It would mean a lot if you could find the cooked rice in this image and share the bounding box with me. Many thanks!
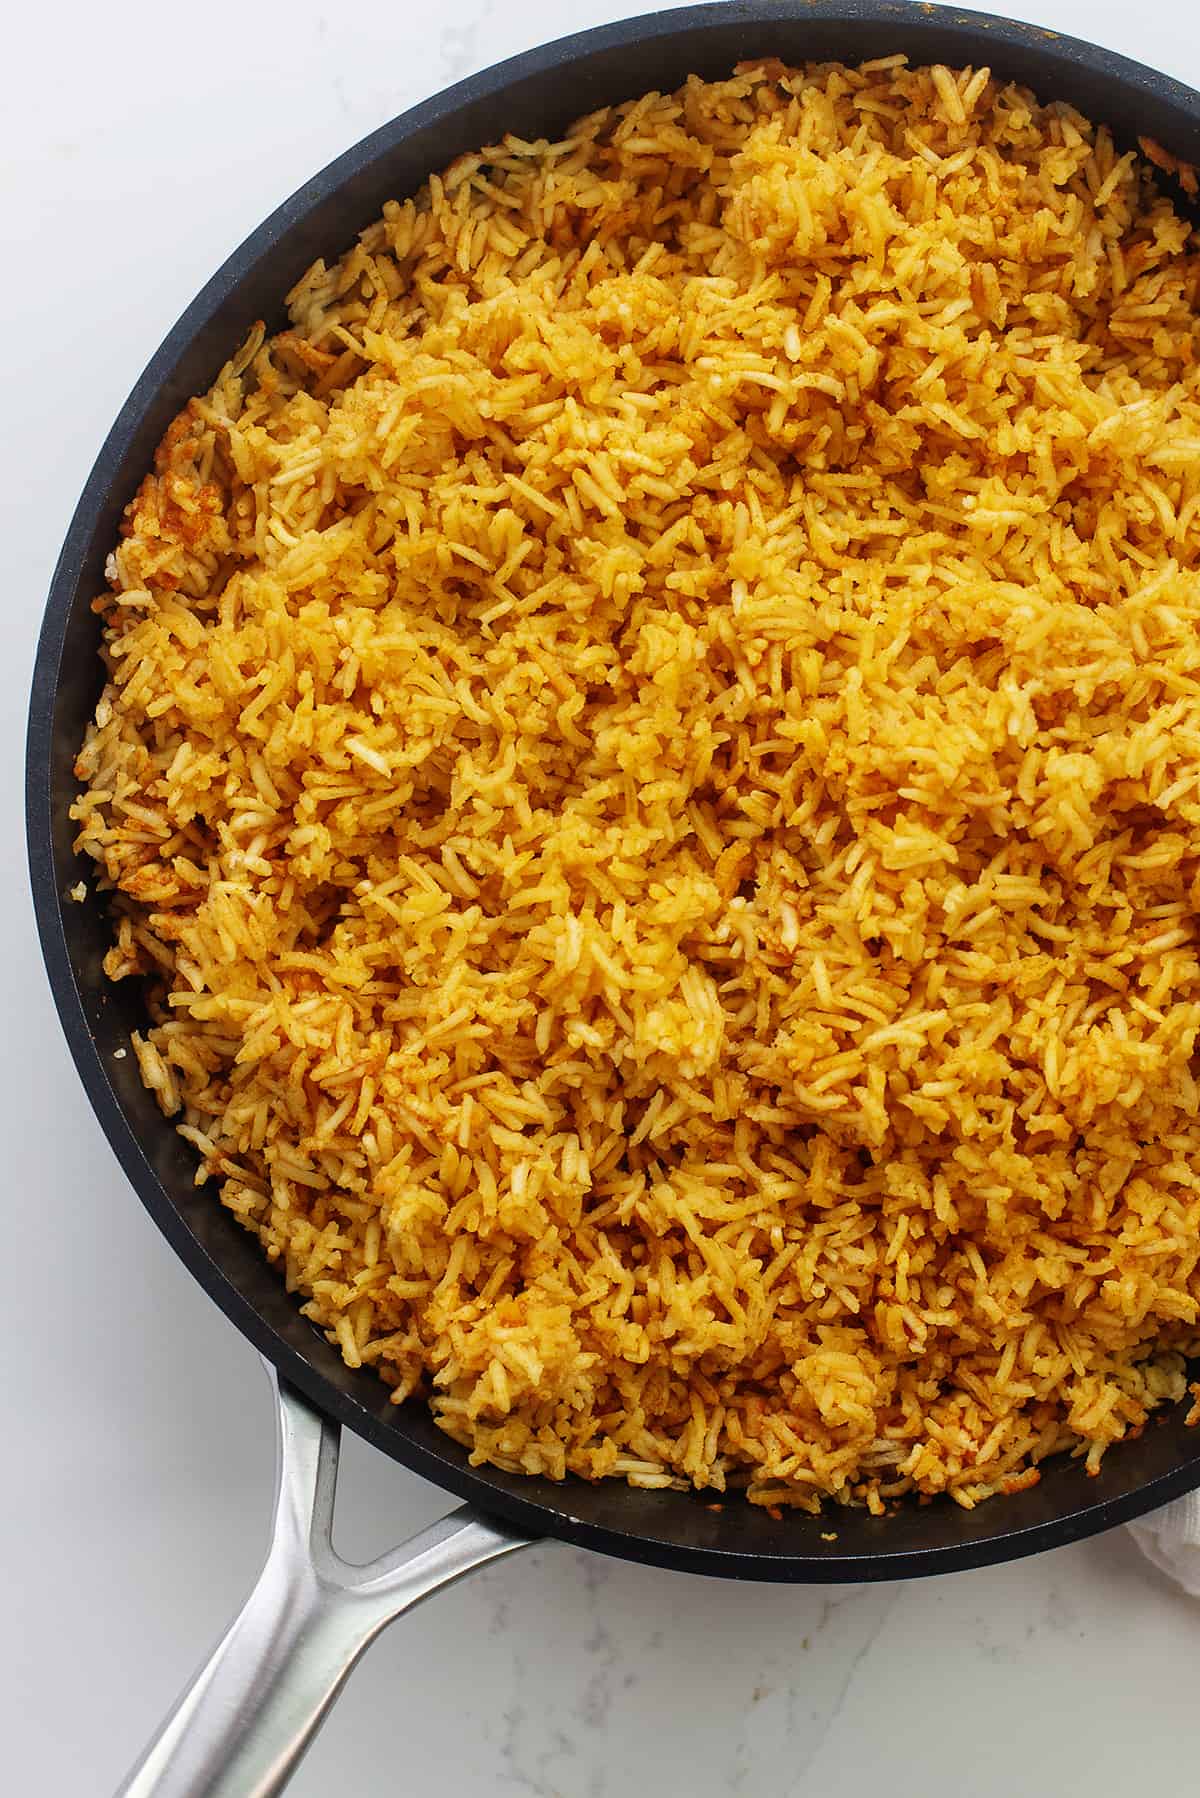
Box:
[73,59,1200,1511]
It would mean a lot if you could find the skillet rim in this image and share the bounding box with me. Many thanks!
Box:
[27,0,1200,1581]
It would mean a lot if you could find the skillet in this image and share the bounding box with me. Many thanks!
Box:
[26,4,1200,1790]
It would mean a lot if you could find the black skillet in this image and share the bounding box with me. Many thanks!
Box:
[26,5,1200,1791]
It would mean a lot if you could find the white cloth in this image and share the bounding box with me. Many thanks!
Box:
[1128,1494,1200,1595]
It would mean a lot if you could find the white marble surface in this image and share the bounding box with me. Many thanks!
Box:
[5,0,1200,1791]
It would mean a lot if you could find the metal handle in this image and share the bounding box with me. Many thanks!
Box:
[116,1360,533,1797]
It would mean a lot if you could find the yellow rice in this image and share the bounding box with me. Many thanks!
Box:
[73,59,1200,1511]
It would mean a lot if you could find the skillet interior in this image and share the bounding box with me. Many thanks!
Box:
[27,0,1200,1580]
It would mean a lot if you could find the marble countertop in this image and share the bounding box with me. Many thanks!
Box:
[5,0,1200,1790]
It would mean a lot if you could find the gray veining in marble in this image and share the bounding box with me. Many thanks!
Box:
[4,0,1200,1791]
